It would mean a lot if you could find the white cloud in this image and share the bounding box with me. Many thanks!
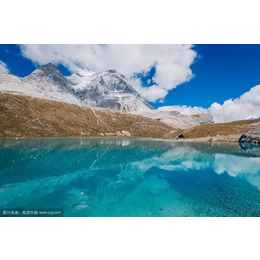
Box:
[0,61,9,74]
[214,154,260,178]
[158,105,208,115]
[20,44,197,102]
[159,85,260,123]
[208,85,260,122]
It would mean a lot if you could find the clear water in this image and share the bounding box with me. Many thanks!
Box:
[1,138,260,217]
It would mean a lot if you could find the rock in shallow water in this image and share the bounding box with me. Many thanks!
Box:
[238,134,260,145]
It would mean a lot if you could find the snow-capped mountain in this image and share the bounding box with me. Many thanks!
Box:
[0,63,81,105]
[0,63,152,113]
[67,69,154,112]
[23,63,81,105]
[0,63,214,128]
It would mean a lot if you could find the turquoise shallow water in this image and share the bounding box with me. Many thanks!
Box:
[1,138,260,217]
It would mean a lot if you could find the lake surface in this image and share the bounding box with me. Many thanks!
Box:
[1,138,260,217]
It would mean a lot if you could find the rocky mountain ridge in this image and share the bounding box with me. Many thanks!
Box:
[67,68,154,112]
[0,63,214,128]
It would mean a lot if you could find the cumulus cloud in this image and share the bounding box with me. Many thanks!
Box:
[20,44,197,102]
[208,85,260,122]
[0,61,9,74]
[159,85,260,123]
[214,154,260,178]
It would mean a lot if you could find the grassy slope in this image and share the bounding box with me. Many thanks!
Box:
[183,119,259,141]
[0,92,179,139]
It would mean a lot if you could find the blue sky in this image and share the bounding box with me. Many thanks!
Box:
[163,44,260,108]
[0,44,71,77]
[1,44,260,114]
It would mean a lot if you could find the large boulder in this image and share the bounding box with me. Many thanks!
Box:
[238,134,260,145]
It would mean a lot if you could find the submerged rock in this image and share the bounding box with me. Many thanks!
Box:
[177,133,185,139]
[238,134,260,145]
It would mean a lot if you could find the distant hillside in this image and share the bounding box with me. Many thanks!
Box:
[179,119,260,142]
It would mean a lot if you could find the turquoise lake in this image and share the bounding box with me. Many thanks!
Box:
[1,138,260,217]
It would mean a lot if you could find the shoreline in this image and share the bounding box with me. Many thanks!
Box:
[0,135,241,144]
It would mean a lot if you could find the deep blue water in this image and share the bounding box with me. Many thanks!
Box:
[1,139,260,217]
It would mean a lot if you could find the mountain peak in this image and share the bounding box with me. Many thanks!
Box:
[35,63,61,75]
[107,69,118,74]
[45,62,56,67]
[24,63,72,91]
[21,64,154,113]
[27,63,68,83]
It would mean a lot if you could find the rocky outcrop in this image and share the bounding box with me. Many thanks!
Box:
[250,122,260,135]
[238,134,260,145]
